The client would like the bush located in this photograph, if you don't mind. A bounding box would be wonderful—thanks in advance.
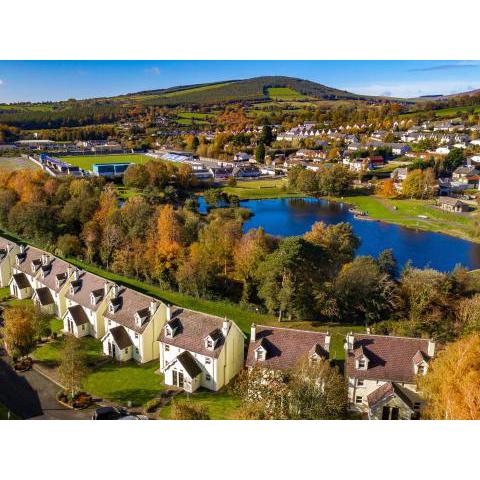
[143,398,163,414]
[170,400,210,420]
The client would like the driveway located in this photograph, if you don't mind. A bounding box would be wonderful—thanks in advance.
[0,354,94,420]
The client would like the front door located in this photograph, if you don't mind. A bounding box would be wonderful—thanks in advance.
[172,370,184,389]
[68,320,73,334]
[111,343,116,358]
[178,371,184,389]
[172,370,177,386]
[391,407,399,420]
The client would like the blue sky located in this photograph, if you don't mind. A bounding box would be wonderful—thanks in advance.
[1,60,480,103]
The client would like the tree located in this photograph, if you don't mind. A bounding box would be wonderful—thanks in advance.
[1,306,36,359]
[375,178,396,197]
[420,334,480,420]
[402,168,436,199]
[170,400,210,420]
[377,248,398,278]
[255,142,266,162]
[317,164,353,196]
[123,164,149,189]
[259,125,274,146]
[56,233,83,257]
[442,148,465,175]
[57,336,88,400]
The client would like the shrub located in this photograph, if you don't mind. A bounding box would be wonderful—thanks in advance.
[170,400,210,420]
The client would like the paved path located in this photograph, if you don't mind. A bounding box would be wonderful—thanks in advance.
[0,354,94,420]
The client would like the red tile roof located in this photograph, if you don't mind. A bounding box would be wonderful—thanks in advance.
[346,334,432,383]
[245,325,329,370]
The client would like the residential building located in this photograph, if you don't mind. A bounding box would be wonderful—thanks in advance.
[63,269,112,339]
[101,286,168,363]
[0,237,20,288]
[159,308,245,392]
[344,333,435,420]
[246,324,330,371]
[9,245,45,300]
[32,255,73,317]
[452,165,479,183]
[437,196,470,212]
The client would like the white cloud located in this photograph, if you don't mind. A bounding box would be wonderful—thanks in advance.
[343,80,480,98]
[0,79,3,86]
[145,66,161,75]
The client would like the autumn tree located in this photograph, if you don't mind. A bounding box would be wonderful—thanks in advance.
[57,335,88,400]
[402,168,436,199]
[2,306,36,359]
[420,334,480,420]
[376,178,396,198]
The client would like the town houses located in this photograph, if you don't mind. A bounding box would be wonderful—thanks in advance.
[2,235,439,420]
[345,333,435,420]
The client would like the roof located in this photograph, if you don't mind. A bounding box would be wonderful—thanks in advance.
[367,382,420,411]
[64,271,107,311]
[103,287,157,334]
[159,308,228,359]
[245,325,329,370]
[34,287,54,306]
[108,326,133,350]
[67,305,89,327]
[36,257,71,292]
[175,351,202,378]
[12,272,31,290]
[0,236,16,259]
[346,334,432,383]
[438,196,467,206]
[14,246,44,275]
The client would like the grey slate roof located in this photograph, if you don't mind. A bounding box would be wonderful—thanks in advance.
[109,326,133,350]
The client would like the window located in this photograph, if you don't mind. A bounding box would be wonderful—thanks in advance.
[414,402,421,410]
[355,396,363,404]
[165,345,170,351]
[205,358,211,365]
[358,359,365,369]
[108,320,111,326]
[135,348,139,355]
[357,379,364,387]
[417,365,425,375]
[206,374,211,381]
[135,333,138,339]
[207,339,213,349]
[124,349,128,354]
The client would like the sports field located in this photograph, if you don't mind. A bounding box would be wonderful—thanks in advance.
[62,154,153,171]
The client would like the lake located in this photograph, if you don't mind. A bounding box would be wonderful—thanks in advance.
[200,197,480,272]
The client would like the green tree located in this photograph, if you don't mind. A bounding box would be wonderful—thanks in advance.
[57,336,88,399]
[255,142,266,162]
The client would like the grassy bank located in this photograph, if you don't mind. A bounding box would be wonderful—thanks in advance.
[221,178,304,200]
[331,194,480,243]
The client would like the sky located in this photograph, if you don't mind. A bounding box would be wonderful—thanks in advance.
[1,60,480,103]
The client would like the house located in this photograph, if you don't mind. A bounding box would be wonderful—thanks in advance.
[9,245,45,300]
[389,143,411,156]
[233,152,251,163]
[437,196,470,212]
[452,165,479,184]
[101,286,167,363]
[159,308,245,392]
[63,269,112,339]
[344,333,435,420]
[0,237,20,288]
[233,164,260,178]
[31,256,73,317]
[246,324,330,371]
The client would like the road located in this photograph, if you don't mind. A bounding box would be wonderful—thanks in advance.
[0,354,94,420]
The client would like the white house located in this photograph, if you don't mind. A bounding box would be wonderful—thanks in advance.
[101,286,168,363]
[344,333,435,420]
[9,245,45,300]
[159,308,245,393]
[63,269,113,339]
[0,237,20,288]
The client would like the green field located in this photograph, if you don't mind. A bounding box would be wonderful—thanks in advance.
[267,87,305,101]
[62,154,152,171]
[332,194,480,242]
[162,82,233,98]
[221,178,305,200]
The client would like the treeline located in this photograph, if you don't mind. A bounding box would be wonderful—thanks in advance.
[33,125,117,142]
[287,164,354,195]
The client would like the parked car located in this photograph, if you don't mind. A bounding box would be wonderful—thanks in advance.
[92,406,128,420]
[118,415,149,420]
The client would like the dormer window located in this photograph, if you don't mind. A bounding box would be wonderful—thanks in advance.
[255,346,266,361]
[165,325,174,338]
[90,293,96,305]
[358,359,366,369]
[108,303,115,314]
[207,339,213,349]
[417,365,425,375]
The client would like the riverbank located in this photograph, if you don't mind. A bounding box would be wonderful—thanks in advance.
[221,178,304,200]
[327,195,480,244]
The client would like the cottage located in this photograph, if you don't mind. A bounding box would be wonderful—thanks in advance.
[437,196,469,212]
[101,286,167,363]
[0,237,19,288]
[246,324,330,371]
[63,269,112,339]
[9,245,45,300]
[233,152,251,163]
[31,256,73,316]
[159,308,245,392]
[452,165,479,183]
[344,333,435,420]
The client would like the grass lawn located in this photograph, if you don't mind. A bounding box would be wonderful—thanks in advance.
[0,286,10,301]
[159,390,242,420]
[62,154,153,171]
[32,336,104,368]
[221,178,304,200]
[267,87,305,101]
[49,318,64,334]
[83,361,164,407]
[331,194,480,242]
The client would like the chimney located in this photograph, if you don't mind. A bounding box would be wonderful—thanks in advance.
[19,244,25,254]
[166,304,172,322]
[149,300,157,316]
[222,317,229,337]
[345,332,354,352]
[41,253,50,266]
[325,331,331,352]
[427,340,435,358]
[250,323,256,343]
[67,265,73,278]
[111,283,119,298]
[73,269,80,281]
